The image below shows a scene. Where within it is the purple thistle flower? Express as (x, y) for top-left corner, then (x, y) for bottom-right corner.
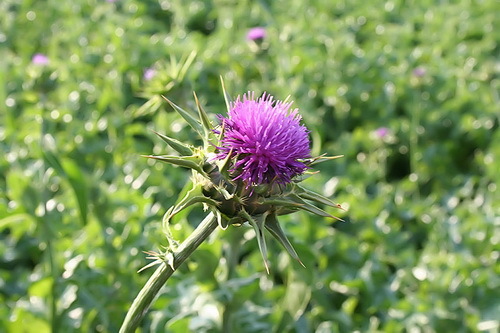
(246, 27), (266, 41)
(217, 92), (310, 186)
(143, 68), (156, 81)
(413, 66), (426, 77)
(32, 53), (49, 65)
(374, 127), (390, 138)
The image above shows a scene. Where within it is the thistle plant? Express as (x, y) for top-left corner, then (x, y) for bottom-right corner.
(120, 81), (344, 332)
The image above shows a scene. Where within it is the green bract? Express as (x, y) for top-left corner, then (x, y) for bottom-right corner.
(146, 82), (344, 272)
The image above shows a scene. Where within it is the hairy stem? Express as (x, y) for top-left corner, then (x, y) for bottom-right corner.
(120, 212), (218, 333)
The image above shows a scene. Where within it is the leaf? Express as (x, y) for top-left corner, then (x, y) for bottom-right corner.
(165, 184), (220, 224)
(193, 91), (212, 138)
(240, 210), (270, 273)
(142, 154), (206, 176)
(264, 213), (304, 266)
(295, 184), (346, 211)
(162, 207), (180, 250)
(138, 250), (163, 273)
(171, 195), (219, 219)
(165, 251), (176, 271)
(289, 194), (344, 221)
(215, 210), (229, 230)
(282, 281), (312, 320)
(60, 157), (89, 225)
(133, 95), (163, 118)
(161, 95), (203, 136)
(217, 147), (234, 178)
(176, 50), (197, 81)
(43, 151), (89, 225)
(42, 150), (65, 176)
(152, 130), (194, 156)
(308, 154), (344, 166)
(213, 181), (235, 200)
(220, 76), (233, 114)
(0, 213), (35, 230)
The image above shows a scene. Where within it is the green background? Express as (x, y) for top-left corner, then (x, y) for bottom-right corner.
(1, 0), (498, 332)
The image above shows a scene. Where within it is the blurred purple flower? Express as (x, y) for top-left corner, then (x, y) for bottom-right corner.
(413, 66), (426, 77)
(217, 92), (310, 186)
(374, 127), (390, 138)
(246, 27), (266, 41)
(32, 53), (49, 65)
(106, 0), (117, 2)
(143, 68), (156, 81)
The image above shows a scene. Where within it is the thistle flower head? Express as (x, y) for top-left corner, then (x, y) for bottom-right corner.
(217, 93), (310, 187)
(246, 27), (266, 41)
(32, 53), (49, 65)
(147, 83), (345, 272)
(143, 67), (156, 81)
(374, 127), (389, 138)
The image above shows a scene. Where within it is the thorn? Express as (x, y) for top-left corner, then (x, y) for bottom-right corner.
(325, 154), (344, 160)
(336, 203), (347, 212)
(263, 260), (270, 274)
(331, 215), (346, 222)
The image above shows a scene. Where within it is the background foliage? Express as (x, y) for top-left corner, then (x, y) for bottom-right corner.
(1, 0), (498, 332)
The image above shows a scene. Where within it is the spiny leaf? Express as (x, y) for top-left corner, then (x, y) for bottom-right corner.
(216, 185), (234, 201)
(289, 194), (344, 221)
(167, 185), (220, 220)
(133, 95), (163, 118)
(259, 197), (304, 212)
(265, 213), (304, 267)
(142, 154), (206, 176)
(220, 76), (233, 114)
(138, 250), (169, 273)
(218, 147), (234, 178)
(263, 195), (340, 220)
(162, 207), (180, 250)
(176, 50), (197, 80)
(240, 209), (270, 273)
(171, 196), (220, 218)
(193, 91), (212, 137)
(161, 95), (203, 136)
(165, 251), (176, 271)
(215, 210), (229, 230)
(308, 154), (344, 166)
(138, 258), (162, 273)
(295, 184), (346, 211)
(43, 151), (88, 225)
(226, 216), (245, 226)
(152, 130), (193, 156)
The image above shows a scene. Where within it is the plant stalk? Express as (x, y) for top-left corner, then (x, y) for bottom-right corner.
(119, 212), (218, 333)
(221, 228), (241, 333)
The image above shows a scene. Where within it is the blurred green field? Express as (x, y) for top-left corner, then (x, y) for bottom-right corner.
(1, 0), (499, 332)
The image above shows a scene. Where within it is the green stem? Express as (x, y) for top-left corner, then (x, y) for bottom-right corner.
(40, 94), (59, 332)
(221, 228), (241, 333)
(45, 224), (58, 332)
(119, 212), (218, 333)
(410, 89), (421, 198)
